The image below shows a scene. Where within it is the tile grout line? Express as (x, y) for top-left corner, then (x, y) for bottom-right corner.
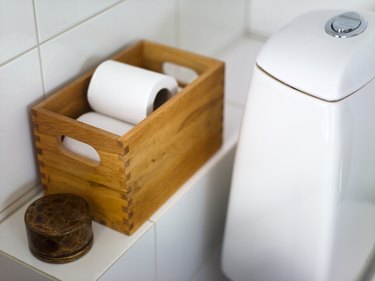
(32, 1), (127, 96)
(226, 99), (246, 110)
(213, 35), (248, 58)
(0, 0), (127, 70)
(0, 47), (38, 69)
(154, 224), (159, 281)
(38, 0), (127, 46)
(175, 0), (181, 47)
(31, 0), (47, 97)
(33, 0), (126, 96)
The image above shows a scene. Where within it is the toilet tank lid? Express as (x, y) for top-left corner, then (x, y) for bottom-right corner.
(256, 10), (375, 101)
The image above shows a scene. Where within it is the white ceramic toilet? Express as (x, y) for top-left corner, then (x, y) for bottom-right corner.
(222, 10), (375, 281)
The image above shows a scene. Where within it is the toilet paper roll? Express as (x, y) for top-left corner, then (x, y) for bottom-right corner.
(87, 60), (178, 124)
(63, 112), (133, 162)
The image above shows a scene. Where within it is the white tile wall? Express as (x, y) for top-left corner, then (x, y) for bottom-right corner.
(248, 0), (375, 36)
(40, 0), (177, 94)
(179, 0), (247, 55)
(0, 49), (44, 218)
(0, 0), (181, 217)
(218, 37), (264, 106)
(0, 0), (249, 218)
(34, 0), (122, 42)
(0, 0), (37, 65)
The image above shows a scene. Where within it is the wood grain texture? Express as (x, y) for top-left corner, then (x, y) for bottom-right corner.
(32, 40), (224, 235)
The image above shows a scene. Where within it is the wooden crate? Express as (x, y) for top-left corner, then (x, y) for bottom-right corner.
(32, 40), (224, 235)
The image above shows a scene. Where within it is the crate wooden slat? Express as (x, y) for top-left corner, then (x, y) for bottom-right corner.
(32, 40), (224, 235)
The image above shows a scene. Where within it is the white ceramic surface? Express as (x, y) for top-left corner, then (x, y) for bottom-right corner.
(222, 57), (375, 281)
(40, 0), (177, 94)
(326, 77), (375, 281)
(34, 0), (122, 42)
(0, 0), (37, 65)
(179, 0), (246, 55)
(223, 66), (340, 281)
(248, 0), (375, 36)
(257, 10), (375, 101)
(0, 49), (44, 218)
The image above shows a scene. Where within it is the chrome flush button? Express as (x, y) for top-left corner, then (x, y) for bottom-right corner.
(325, 12), (367, 38)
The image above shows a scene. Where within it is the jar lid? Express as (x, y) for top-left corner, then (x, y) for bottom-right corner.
(24, 193), (93, 263)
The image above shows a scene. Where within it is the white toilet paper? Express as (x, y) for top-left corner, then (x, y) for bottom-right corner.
(63, 112), (133, 162)
(87, 60), (178, 124)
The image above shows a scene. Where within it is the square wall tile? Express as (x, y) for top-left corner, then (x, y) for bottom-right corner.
(40, 0), (177, 94)
(0, 49), (44, 216)
(219, 37), (264, 107)
(99, 226), (156, 281)
(152, 147), (236, 281)
(0, 0), (37, 65)
(179, 0), (246, 55)
(34, 0), (123, 42)
(248, 0), (375, 36)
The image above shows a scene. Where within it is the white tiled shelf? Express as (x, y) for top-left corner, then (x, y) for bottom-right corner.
(0, 146), (234, 281)
(0, 36), (264, 281)
(0, 196), (155, 281)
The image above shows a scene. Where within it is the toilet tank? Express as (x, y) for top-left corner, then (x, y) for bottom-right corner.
(222, 10), (375, 281)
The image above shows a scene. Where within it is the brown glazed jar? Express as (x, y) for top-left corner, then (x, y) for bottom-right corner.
(24, 193), (93, 263)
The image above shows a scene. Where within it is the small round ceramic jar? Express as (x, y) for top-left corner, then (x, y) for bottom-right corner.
(24, 193), (93, 263)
